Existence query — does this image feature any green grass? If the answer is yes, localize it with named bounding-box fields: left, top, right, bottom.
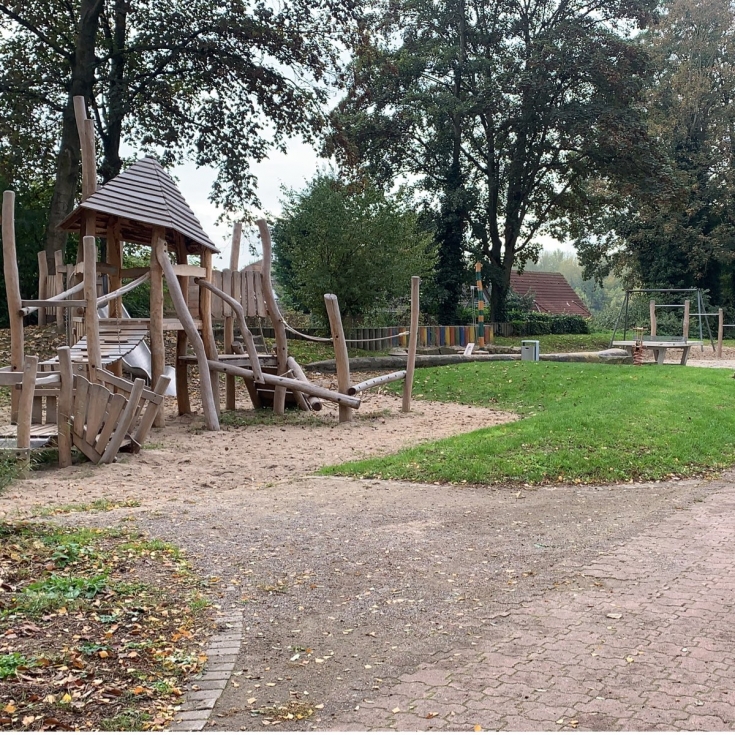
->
left=31, top=498, right=142, bottom=517
left=322, top=361, right=735, bottom=485
left=0, top=652, right=31, bottom=679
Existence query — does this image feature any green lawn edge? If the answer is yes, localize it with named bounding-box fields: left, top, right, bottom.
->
left=321, top=361, right=735, bottom=485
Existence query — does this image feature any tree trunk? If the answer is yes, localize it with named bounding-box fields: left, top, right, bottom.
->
left=99, top=0, right=127, bottom=183
left=435, top=0, right=467, bottom=325
left=43, top=0, right=104, bottom=266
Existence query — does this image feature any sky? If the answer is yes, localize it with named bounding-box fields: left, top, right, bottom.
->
left=171, top=135, right=572, bottom=270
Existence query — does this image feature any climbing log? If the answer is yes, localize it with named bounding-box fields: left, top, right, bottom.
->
left=208, top=361, right=361, bottom=409
left=349, top=371, right=407, bottom=396
left=286, top=356, right=322, bottom=411
left=156, top=246, right=220, bottom=430
left=150, top=229, right=166, bottom=427
left=199, top=248, right=220, bottom=413
left=257, top=219, right=290, bottom=414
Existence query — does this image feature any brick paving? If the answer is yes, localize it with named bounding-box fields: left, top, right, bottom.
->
left=331, top=484, right=735, bottom=731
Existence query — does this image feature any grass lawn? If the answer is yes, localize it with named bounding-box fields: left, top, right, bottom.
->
left=493, top=331, right=613, bottom=352
left=322, top=361, right=735, bottom=485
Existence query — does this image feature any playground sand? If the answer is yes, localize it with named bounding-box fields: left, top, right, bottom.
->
left=0, top=371, right=515, bottom=518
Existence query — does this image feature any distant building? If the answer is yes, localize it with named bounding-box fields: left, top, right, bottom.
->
left=510, top=271, right=590, bottom=317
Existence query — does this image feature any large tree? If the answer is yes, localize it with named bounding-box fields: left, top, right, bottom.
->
left=272, top=174, right=436, bottom=324
left=576, top=0, right=735, bottom=309
left=0, top=0, right=356, bottom=261
left=327, top=0, right=658, bottom=321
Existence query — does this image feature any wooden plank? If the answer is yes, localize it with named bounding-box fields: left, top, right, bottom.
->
left=221, top=268, right=232, bottom=318
left=54, top=250, right=65, bottom=332
left=85, top=383, right=111, bottom=444
left=57, top=347, right=73, bottom=467
left=100, top=378, right=145, bottom=463
left=73, top=377, right=90, bottom=437
left=211, top=270, right=223, bottom=319
left=254, top=271, right=265, bottom=318
left=171, top=264, right=207, bottom=278
left=21, top=299, right=86, bottom=309
left=133, top=374, right=172, bottom=447
left=46, top=396, right=58, bottom=424
left=245, top=269, right=256, bottom=317
left=73, top=433, right=103, bottom=464
left=31, top=395, right=43, bottom=424
left=94, top=393, right=126, bottom=453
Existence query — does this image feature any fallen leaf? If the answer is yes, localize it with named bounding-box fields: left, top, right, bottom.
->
left=61, top=694, right=72, bottom=704
left=2, top=704, right=15, bottom=714
left=247, top=697, right=257, bottom=705
left=474, top=725, right=482, bottom=732
left=426, top=712, right=439, bottom=719
left=392, top=707, right=400, bottom=714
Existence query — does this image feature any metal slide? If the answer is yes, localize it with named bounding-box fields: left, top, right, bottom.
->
left=98, top=304, right=177, bottom=396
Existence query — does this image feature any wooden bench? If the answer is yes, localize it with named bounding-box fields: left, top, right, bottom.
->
left=612, top=339, right=703, bottom=365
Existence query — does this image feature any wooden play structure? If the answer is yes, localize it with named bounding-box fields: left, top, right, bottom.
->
left=0, top=96, right=420, bottom=463
left=610, top=288, right=714, bottom=365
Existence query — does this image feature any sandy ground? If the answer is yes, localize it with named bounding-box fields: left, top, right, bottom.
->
left=0, top=377, right=514, bottom=518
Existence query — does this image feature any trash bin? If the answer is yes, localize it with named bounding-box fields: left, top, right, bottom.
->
left=521, top=340, right=540, bottom=362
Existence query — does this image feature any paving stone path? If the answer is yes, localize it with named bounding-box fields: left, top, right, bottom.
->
left=333, top=483, right=735, bottom=731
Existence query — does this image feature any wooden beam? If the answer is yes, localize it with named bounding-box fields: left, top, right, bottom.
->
left=208, top=360, right=361, bottom=409
left=683, top=300, right=690, bottom=341
left=54, top=250, right=65, bottom=333
left=37, top=251, right=48, bottom=326
left=718, top=308, right=724, bottom=359
left=150, top=228, right=166, bottom=428
left=402, top=276, right=421, bottom=413
left=350, top=370, right=407, bottom=395
left=57, top=347, right=73, bottom=467
left=16, top=356, right=38, bottom=451
left=286, top=356, right=322, bottom=411
left=83, top=236, right=102, bottom=379
left=225, top=223, right=242, bottom=410
left=324, top=293, right=352, bottom=422
left=650, top=299, right=657, bottom=338
left=199, top=248, right=220, bottom=414
left=2, top=191, right=23, bottom=422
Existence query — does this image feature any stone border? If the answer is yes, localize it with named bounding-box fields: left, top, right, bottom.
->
left=167, top=611, right=244, bottom=732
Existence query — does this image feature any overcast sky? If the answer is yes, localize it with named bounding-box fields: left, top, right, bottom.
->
left=171, top=135, right=571, bottom=270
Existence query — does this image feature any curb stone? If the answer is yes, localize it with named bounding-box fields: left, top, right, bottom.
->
left=167, top=611, right=244, bottom=732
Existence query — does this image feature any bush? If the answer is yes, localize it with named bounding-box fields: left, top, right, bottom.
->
left=511, top=313, right=589, bottom=336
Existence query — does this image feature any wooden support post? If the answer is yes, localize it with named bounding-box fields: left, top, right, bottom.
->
left=718, top=308, right=724, bottom=359
left=16, top=355, right=38, bottom=453
left=2, top=191, right=23, bottom=422
left=199, top=248, right=220, bottom=415
left=257, top=220, right=290, bottom=414
left=54, top=250, right=65, bottom=333
left=225, top=222, right=242, bottom=410
left=683, top=300, right=690, bottom=341
left=324, top=293, right=352, bottom=423
left=402, top=276, right=420, bottom=413
left=57, top=347, right=73, bottom=468
left=156, top=247, right=219, bottom=430
left=82, top=236, right=102, bottom=384
left=107, top=219, right=123, bottom=376
left=650, top=300, right=657, bottom=338
left=150, top=228, right=166, bottom=427
left=37, top=251, right=48, bottom=326
left=175, top=240, right=191, bottom=414
left=475, top=263, right=484, bottom=348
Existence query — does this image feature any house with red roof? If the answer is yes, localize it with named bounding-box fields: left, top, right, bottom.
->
left=509, top=271, right=591, bottom=317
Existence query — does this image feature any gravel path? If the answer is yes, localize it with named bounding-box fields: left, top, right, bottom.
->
left=5, top=376, right=735, bottom=731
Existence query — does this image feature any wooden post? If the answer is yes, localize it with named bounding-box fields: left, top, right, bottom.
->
left=402, top=276, right=420, bottom=413
left=225, top=222, right=242, bottom=410
left=16, top=355, right=38, bottom=453
left=683, top=299, right=690, bottom=341
left=82, top=236, right=102, bottom=383
left=54, top=250, right=65, bottom=333
left=649, top=299, right=657, bottom=338
left=107, top=219, right=123, bottom=377
left=150, top=228, right=166, bottom=427
left=257, top=219, right=291, bottom=414
left=199, top=247, right=220, bottom=414
left=475, top=263, right=484, bottom=348
left=156, top=247, right=219, bottom=430
left=718, top=308, right=724, bottom=358
left=175, top=239, right=191, bottom=415
left=325, top=294, right=352, bottom=423
left=3, top=191, right=24, bottom=423
left=73, top=97, right=97, bottom=260
left=57, top=347, right=73, bottom=468
left=37, top=251, right=48, bottom=326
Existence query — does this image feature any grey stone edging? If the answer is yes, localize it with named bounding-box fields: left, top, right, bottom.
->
left=167, top=611, right=244, bottom=732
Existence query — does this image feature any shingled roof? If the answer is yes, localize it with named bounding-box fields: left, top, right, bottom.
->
left=59, top=157, right=219, bottom=254
left=510, top=270, right=591, bottom=317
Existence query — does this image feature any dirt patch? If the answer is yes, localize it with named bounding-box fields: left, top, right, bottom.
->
left=0, top=383, right=514, bottom=519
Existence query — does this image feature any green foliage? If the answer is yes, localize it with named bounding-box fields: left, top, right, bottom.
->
left=272, top=175, right=436, bottom=323
left=0, top=652, right=30, bottom=679
left=323, top=362, right=735, bottom=485
left=510, top=314, right=590, bottom=336
left=328, top=0, right=658, bottom=322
